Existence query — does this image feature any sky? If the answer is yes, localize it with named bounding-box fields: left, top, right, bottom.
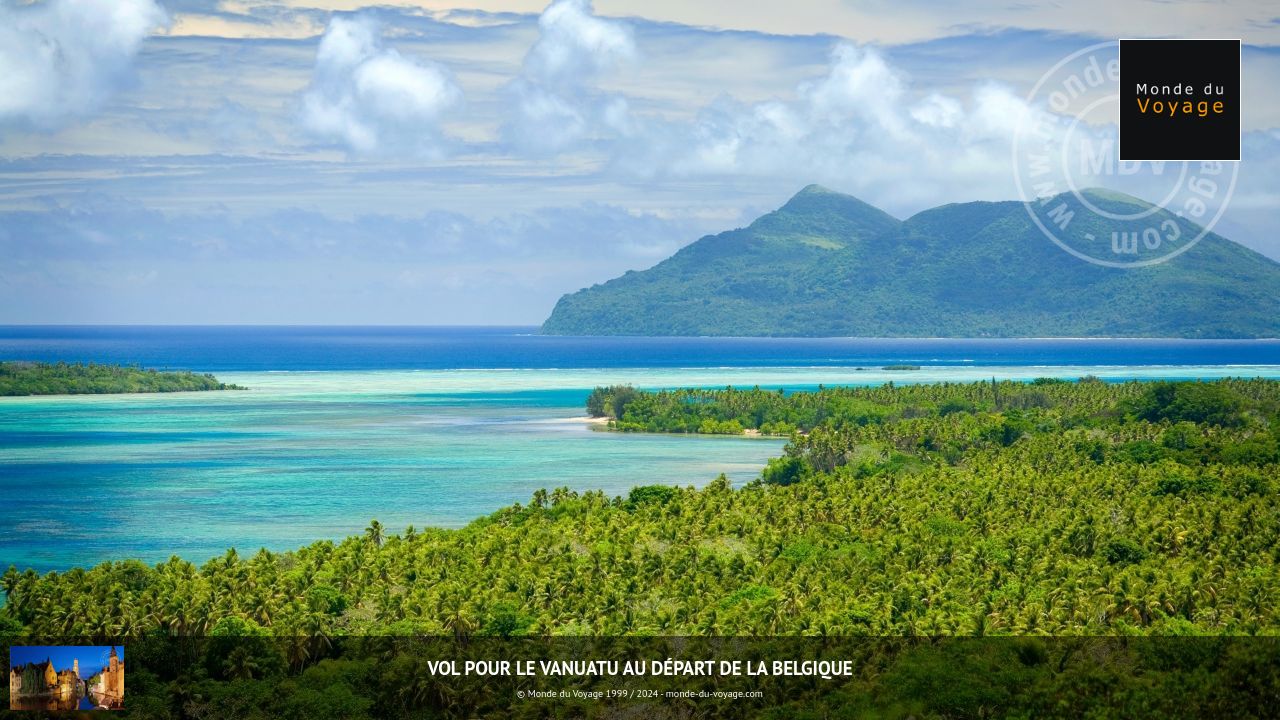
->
left=9, top=645, right=122, bottom=678
left=2, top=0, right=1279, bottom=324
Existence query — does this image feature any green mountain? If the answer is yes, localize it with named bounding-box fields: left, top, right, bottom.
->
left=541, top=185, right=1280, bottom=337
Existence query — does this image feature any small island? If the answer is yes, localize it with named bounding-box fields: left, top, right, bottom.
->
left=0, top=361, right=245, bottom=396
left=541, top=185, right=1280, bottom=338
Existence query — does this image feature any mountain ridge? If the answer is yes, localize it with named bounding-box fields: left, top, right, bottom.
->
left=541, top=186, right=1280, bottom=338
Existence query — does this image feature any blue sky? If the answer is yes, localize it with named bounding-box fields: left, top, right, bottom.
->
left=2, top=0, right=1279, bottom=324
left=9, top=645, right=122, bottom=678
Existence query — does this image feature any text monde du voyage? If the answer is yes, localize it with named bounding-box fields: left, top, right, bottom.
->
left=1134, top=82, right=1228, bottom=118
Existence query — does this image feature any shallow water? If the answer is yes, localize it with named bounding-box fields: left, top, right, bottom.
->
left=0, top=375, right=785, bottom=572
left=3, top=327, right=1280, bottom=573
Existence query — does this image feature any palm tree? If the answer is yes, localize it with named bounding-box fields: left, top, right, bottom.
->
left=222, top=646, right=263, bottom=680
left=366, top=520, right=385, bottom=548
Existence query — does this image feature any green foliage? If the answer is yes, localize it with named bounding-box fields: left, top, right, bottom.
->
left=627, top=485, right=678, bottom=506
left=585, top=384, right=639, bottom=419
left=1124, top=381, right=1252, bottom=427
left=1102, top=537, right=1148, bottom=566
left=480, top=601, right=535, bottom=638
left=207, top=617, right=285, bottom=680
left=760, top=456, right=805, bottom=486
left=275, top=660, right=375, bottom=719
left=0, top=361, right=244, bottom=396
left=0, top=609, right=23, bottom=637
left=210, top=616, right=270, bottom=637
left=542, top=186, right=1280, bottom=338
left=6, top=377, right=1280, bottom=645
left=720, top=584, right=778, bottom=608
left=698, top=417, right=744, bottom=434
left=1153, top=472, right=1220, bottom=497
left=306, top=585, right=350, bottom=616
left=938, top=398, right=977, bottom=416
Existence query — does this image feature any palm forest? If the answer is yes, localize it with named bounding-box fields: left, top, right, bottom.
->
left=0, top=361, right=243, bottom=396
left=2, top=377, right=1279, bottom=718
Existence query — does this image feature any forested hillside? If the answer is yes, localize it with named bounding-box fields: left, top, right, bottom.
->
left=542, top=186, right=1280, bottom=337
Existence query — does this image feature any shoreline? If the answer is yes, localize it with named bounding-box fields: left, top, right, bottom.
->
left=567, top=415, right=779, bottom=438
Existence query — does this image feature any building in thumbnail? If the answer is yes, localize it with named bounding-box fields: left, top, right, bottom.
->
left=93, top=646, right=125, bottom=706
left=9, top=657, right=73, bottom=697
left=9, top=646, right=121, bottom=710
left=57, top=659, right=80, bottom=696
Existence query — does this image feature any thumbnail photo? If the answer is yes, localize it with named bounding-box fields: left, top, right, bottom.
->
left=8, top=646, right=124, bottom=711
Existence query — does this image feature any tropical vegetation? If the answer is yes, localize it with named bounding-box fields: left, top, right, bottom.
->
left=541, top=185, right=1280, bottom=337
left=5, top=377, right=1278, bottom=638
left=0, top=361, right=244, bottom=396
left=2, top=377, right=1278, bottom=717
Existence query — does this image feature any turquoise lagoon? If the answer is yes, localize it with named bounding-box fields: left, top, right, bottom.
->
left=5, top=363, right=1280, bottom=572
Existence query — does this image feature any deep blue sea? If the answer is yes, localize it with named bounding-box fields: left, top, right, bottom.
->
left=5, top=325, right=1280, bottom=370
left=3, top=326, right=1280, bottom=573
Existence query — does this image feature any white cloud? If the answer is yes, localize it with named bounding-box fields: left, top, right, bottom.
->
left=299, top=15, right=462, bottom=156
left=802, top=44, right=907, bottom=138
left=910, top=94, right=962, bottom=129
left=504, top=0, right=635, bottom=153
left=524, top=0, right=635, bottom=86
left=593, top=42, right=1036, bottom=211
left=0, top=0, right=167, bottom=129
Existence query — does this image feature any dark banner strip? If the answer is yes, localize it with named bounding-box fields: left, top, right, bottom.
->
left=4, top=636, right=1279, bottom=718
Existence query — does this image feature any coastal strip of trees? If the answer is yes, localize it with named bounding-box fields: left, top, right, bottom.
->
left=585, top=377, right=1272, bottom=436
left=0, top=361, right=245, bottom=396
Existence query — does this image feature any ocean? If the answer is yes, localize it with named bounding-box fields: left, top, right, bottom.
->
left=3, top=326, right=1280, bottom=573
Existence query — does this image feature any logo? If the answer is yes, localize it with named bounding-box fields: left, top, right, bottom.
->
left=1012, top=41, right=1239, bottom=268
left=1119, top=39, right=1241, bottom=161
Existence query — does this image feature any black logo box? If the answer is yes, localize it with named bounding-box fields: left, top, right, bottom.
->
left=1119, top=38, right=1241, bottom=162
